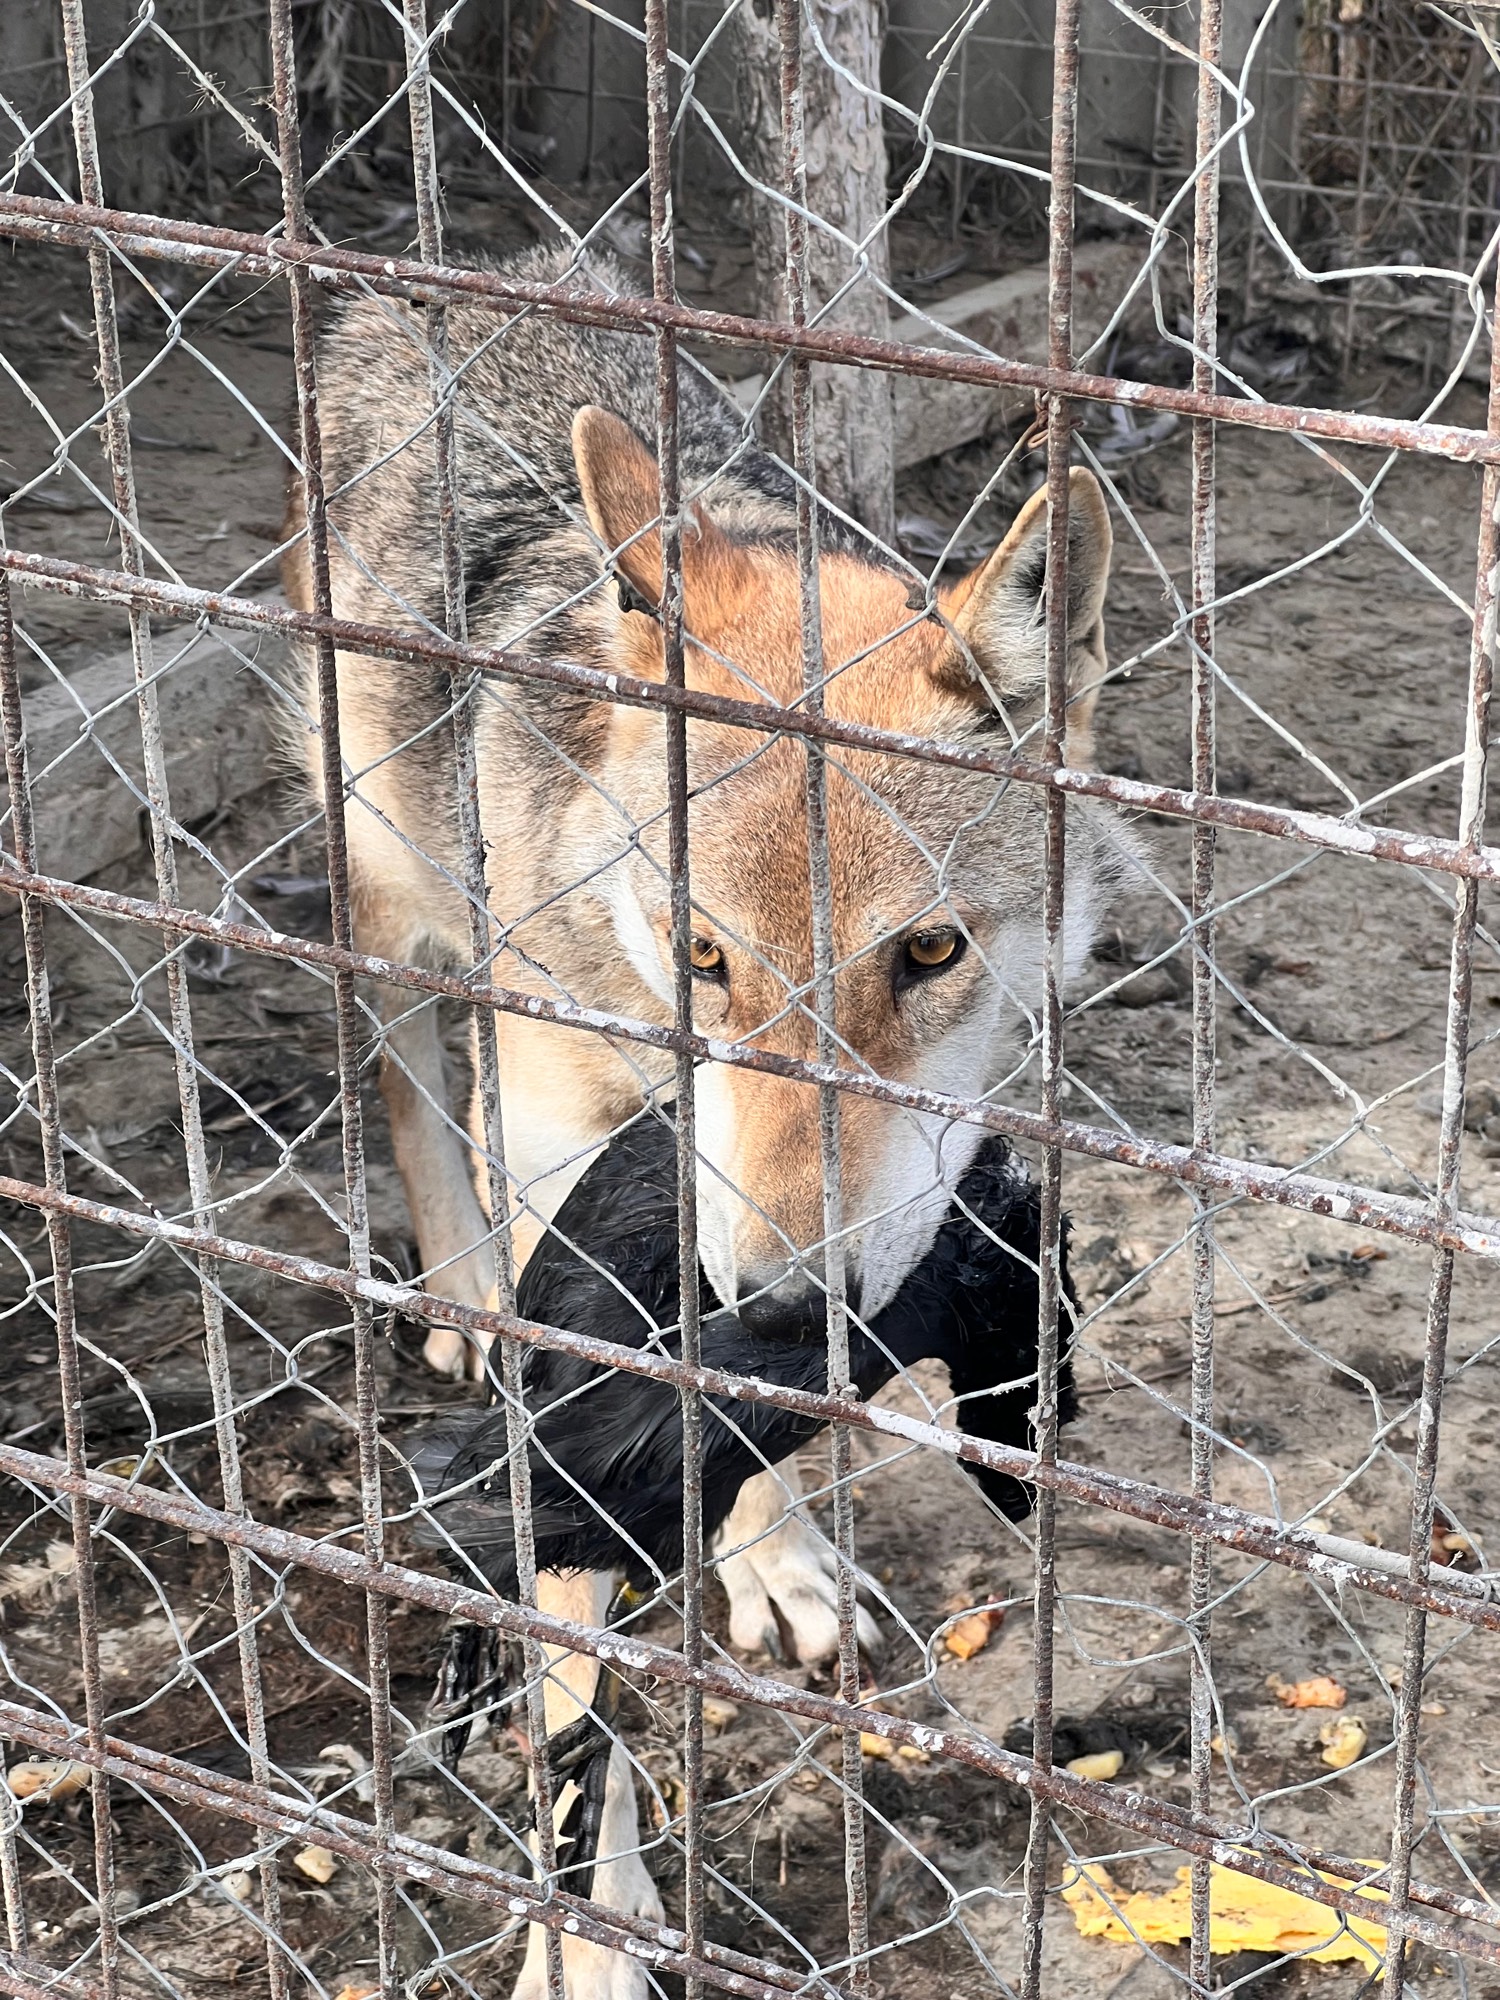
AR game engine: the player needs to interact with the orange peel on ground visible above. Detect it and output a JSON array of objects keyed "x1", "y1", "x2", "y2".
[
  {"x1": 942, "y1": 1608, "x2": 1003, "y2": 1660},
  {"x1": 1267, "y1": 1673, "x2": 1347, "y2": 1710},
  {"x1": 1062, "y1": 1857, "x2": 1388, "y2": 1969}
]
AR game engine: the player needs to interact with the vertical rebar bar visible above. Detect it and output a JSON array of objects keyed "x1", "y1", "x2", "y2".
[
  {"x1": 54, "y1": 3, "x2": 292, "y2": 1987},
  {"x1": 644, "y1": 1, "x2": 707, "y2": 1988},
  {"x1": 1187, "y1": 0, "x2": 1223, "y2": 1989},
  {"x1": 265, "y1": 6, "x2": 399, "y2": 1991},
  {"x1": 395, "y1": 11, "x2": 565, "y2": 1995},
  {"x1": 0, "y1": 580, "x2": 118, "y2": 1999},
  {"x1": 1381, "y1": 226, "x2": 1500, "y2": 2000},
  {"x1": 774, "y1": 0, "x2": 871, "y2": 1984},
  {"x1": 0, "y1": 1768, "x2": 24, "y2": 1956},
  {"x1": 1019, "y1": 0, "x2": 1081, "y2": 1989}
]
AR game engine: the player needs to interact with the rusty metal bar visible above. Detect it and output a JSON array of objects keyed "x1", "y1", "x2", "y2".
[
  {"x1": 0, "y1": 572, "x2": 119, "y2": 2000},
  {"x1": 1187, "y1": 0, "x2": 1224, "y2": 1987},
  {"x1": 3, "y1": 191, "x2": 1499, "y2": 465},
  {"x1": 9, "y1": 1188, "x2": 1498, "y2": 1628},
  {"x1": 1382, "y1": 216, "x2": 1500, "y2": 2000},
  {"x1": 1019, "y1": 0, "x2": 1080, "y2": 1986},
  {"x1": 393, "y1": 13, "x2": 561, "y2": 1989},
  {"x1": 641, "y1": 0, "x2": 709, "y2": 1985},
  {"x1": 263, "y1": 4, "x2": 398, "y2": 1989},
  {"x1": 1, "y1": 1463, "x2": 1495, "y2": 1965},
  {"x1": 773, "y1": 0, "x2": 871, "y2": 1984},
  {"x1": 56, "y1": 0, "x2": 294, "y2": 1985},
  {"x1": 0, "y1": 1951, "x2": 106, "y2": 2000},
  {"x1": 4, "y1": 857, "x2": 1498, "y2": 1261},
  {"x1": 4, "y1": 544, "x2": 1490, "y2": 891},
  {"x1": 0, "y1": 1780, "x2": 23, "y2": 1962},
  {"x1": 0, "y1": 1703, "x2": 819, "y2": 2000},
  {"x1": 4, "y1": 545, "x2": 1496, "y2": 891}
]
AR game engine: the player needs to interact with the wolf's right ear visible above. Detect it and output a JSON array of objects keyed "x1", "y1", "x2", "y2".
[{"x1": 573, "y1": 405, "x2": 733, "y2": 612}]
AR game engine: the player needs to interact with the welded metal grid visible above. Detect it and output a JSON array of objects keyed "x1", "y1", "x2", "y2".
[{"x1": 2, "y1": 0, "x2": 1500, "y2": 1998}]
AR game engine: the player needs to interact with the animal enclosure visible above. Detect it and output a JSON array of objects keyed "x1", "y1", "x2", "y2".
[{"x1": 3, "y1": 1, "x2": 1500, "y2": 1998}]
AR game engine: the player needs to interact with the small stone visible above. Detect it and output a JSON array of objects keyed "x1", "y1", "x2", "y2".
[
  {"x1": 222, "y1": 1870, "x2": 255, "y2": 1903},
  {"x1": 701, "y1": 1699, "x2": 739, "y2": 1732}
]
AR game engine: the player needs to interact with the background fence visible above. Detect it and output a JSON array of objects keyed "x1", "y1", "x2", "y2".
[{"x1": 3, "y1": 0, "x2": 1500, "y2": 1997}]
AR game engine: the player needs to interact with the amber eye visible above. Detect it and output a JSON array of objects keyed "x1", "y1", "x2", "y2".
[
  {"x1": 909, "y1": 930, "x2": 958, "y2": 967},
  {"x1": 897, "y1": 928, "x2": 967, "y2": 992},
  {"x1": 689, "y1": 936, "x2": 725, "y2": 980}
]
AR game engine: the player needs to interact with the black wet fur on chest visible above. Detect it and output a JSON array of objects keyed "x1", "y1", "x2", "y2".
[{"x1": 408, "y1": 1117, "x2": 1076, "y2": 1595}]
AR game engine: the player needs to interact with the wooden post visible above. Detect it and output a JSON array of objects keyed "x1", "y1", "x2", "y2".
[{"x1": 734, "y1": 0, "x2": 896, "y2": 543}]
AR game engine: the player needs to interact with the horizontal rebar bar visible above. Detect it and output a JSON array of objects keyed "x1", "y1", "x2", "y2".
[
  {"x1": 1, "y1": 1204, "x2": 1497, "y2": 1633},
  {"x1": 0, "y1": 1466, "x2": 1494, "y2": 1964},
  {"x1": 4, "y1": 548, "x2": 1496, "y2": 889},
  {"x1": 1, "y1": 191, "x2": 1497, "y2": 465},
  {"x1": 0, "y1": 1701, "x2": 822, "y2": 2000},
  {"x1": 2, "y1": 872, "x2": 1496, "y2": 1261},
  {"x1": 0, "y1": 1952, "x2": 106, "y2": 2000}
]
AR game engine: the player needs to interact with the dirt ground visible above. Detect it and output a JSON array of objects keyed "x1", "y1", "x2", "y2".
[{"x1": 4, "y1": 188, "x2": 1500, "y2": 2000}]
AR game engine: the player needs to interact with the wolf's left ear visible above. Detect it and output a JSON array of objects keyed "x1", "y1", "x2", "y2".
[
  {"x1": 938, "y1": 468, "x2": 1111, "y2": 741},
  {"x1": 572, "y1": 404, "x2": 731, "y2": 610}
]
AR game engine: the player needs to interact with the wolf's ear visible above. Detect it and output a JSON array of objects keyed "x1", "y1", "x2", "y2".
[
  {"x1": 937, "y1": 468, "x2": 1111, "y2": 737},
  {"x1": 572, "y1": 405, "x2": 732, "y2": 610}
]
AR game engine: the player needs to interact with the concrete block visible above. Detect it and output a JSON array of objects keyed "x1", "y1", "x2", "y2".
[
  {"x1": 3, "y1": 624, "x2": 283, "y2": 888},
  {"x1": 886, "y1": 239, "x2": 1149, "y2": 467}
]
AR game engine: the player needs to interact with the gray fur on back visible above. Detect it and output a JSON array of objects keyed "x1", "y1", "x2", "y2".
[{"x1": 311, "y1": 245, "x2": 821, "y2": 657}]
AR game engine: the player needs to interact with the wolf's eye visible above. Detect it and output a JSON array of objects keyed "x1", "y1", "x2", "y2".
[
  {"x1": 897, "y1": 928, "x2": 967, "y2": 992},
  {"x1": 690, "y1": 936, "x2": 726, "y2": 981}
]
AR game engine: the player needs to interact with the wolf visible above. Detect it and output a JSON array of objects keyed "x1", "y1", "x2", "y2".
[{"x1": 285, "y1": 246, "x2": 1122, "y2": 1999}]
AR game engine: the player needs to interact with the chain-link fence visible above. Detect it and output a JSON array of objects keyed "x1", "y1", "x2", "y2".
[{"x1": 3, "y1": 1, "x2": 1500, "y2": 1997}]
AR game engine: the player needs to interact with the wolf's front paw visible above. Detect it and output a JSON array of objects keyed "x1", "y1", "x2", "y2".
[{"x1": 718, "y1": 1511, "x2": 880, "y2": 1664}]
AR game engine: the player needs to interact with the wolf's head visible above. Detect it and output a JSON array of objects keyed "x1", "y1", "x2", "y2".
[{"x1": 570, "y1": 407, "x2": 1126, "y2": 1335}]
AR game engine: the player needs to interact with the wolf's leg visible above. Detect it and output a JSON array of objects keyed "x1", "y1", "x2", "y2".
[
  {"x1": 511, "y1": 1572, "x2": 662, "y2": 2000},
  {"x1": 714, "y1": 1465, "x2": 881, "y2": 1665}
]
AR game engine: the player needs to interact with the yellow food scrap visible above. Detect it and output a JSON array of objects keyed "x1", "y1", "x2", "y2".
[
  {"x1": 332, "y1": 1987, "x2": 380, "y2": 2000},
  {"x1": 943, "y1": 1609, "x2": 1003, "y2": 1660},
  {"x1": 859, "y1": 1732, "x2": 893, "y2": 1760},
  {"x1": 1065, "y1": 1750, "x2": 1124, "y2": 1783},
  {"x1": 1268, "y1": 1673, "x2": 1347, "y2": 1710},
  {"x1": 294, "y1": 1845, "x2": 339, "y2": 1884},
  {"x1": 1319, "y1": 1716, "x2": 1368, "y2": 1769},
  {"x1": 1062, "y1": 1858, "x2": 1388, "y2": 1967}
]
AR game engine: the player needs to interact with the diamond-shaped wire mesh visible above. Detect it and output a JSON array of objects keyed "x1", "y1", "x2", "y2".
[{"x1": 3, "y1": 2, "x2": 1500, "y2": 1998}]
